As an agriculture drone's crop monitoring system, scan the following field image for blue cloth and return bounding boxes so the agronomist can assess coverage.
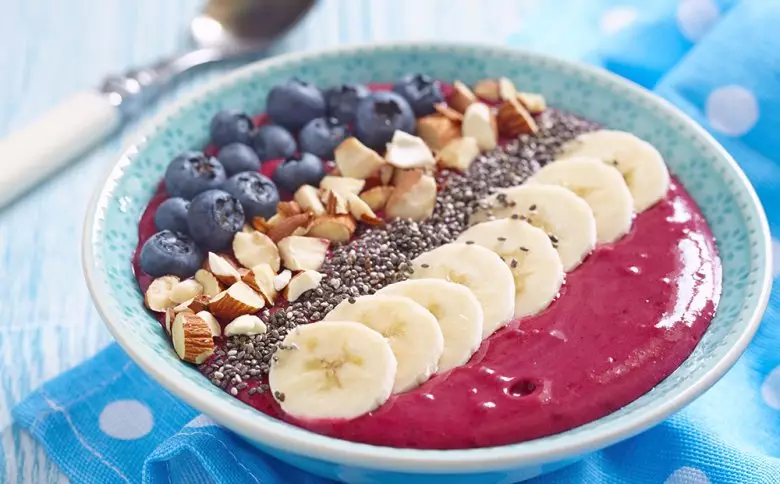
[13,1,780,482]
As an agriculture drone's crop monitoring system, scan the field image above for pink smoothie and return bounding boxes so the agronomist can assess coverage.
[134,177,721,449]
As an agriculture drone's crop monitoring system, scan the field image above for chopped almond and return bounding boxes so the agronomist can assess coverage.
[242,263,278,304]
[334,137,386,179]
[277,236,330,271]
[174,294,210,314]
[273,270,292,291]
[209,282,265,320]
[498,77,517,101]
[385,170,437,221]
[360,186,394,211]
[378,165,394,185]
[347,193,383,226]
[385,130,436,169]
[232,231,280,272]
[224,315,267,337]
[319,176,365,195]
[196,311,221,337]
[277,201,302,217]
[203,252,241,285]
[323,189,350,215]
[437,137,481,172]
[294,185,326,216]
[171,313,214,364]
[169,279,204,304]
[416,115,461,152]
[473,79,500,102]
[449,81,477,113]
[496,97,538,137]
[144,275,180,313]
[194,269,223,298]
[462,102,498,151]
[267,213,311,242]
[307,215,357,243]
[433,103,464,122]
[516,92,547,114]
[284,270,324,302]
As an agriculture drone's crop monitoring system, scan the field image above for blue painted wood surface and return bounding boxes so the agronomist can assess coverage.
[0,1,550,481]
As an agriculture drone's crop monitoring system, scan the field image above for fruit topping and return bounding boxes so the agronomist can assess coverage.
[154,197,190,235]
[448,81,477,113]
[272,153,327,194]
[171,312,215,364]
[294,184,326,216]
[333,137,386,180]
[273,269,292,291]
[359,186,394,211]
[174,294,210,314]
[307,215,357,243]
[392,73,444,117]
[437,137,480,172]
[416,114,461,152]
[204,252,241,285]
[385,169,437,221]
[325,83,371,124]
[169,279,204,304]
[252,124,297,161]
[346,193,382,226]
[299,117,350,160]
[284,270,324,302]
[266,78,326,132]
[224,314,267,337]
[217,142,261,176]
[496,97,538,137]
[267,212,311,242]
[164,152,227,200]
[319,175,365,196]
[462,103,498,151]
[277,235,329,271]
[144,275,180,312]
[196,311,221,337]
[220,171,280,219]
[384,130,436,169]
[209,109,254,148]
[187,189,245,251]
[242,263,278,304]
[355,91,416,150]
[209,281,265,320]
[232,231,281,272]
[140,230,204,278]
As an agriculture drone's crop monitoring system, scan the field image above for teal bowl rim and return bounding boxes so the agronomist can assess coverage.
[83,42,771,473]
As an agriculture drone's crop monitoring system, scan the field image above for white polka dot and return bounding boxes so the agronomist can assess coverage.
[665,466,711,484]
[186,414,217,428]
[600,7,639,35]
[99,400,154,440]
[677,0,720,41]
[761,366,780,410]
[706,85,759,136]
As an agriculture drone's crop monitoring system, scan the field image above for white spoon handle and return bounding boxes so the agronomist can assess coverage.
[0,91,120,208]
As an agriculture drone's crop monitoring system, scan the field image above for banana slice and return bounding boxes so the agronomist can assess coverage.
[470,184,596,271]
[559,130,669,212]
[410,243,515,339]
[269,321,396,420]
[457,219,564,319]
[323,295,444,393]
[528,157,634,243]
[377,279,484,372]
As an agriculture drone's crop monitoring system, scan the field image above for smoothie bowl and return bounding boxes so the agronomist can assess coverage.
[83,43,771,483]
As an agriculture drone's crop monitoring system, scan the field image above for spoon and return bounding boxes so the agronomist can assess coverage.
[0,0,314,209]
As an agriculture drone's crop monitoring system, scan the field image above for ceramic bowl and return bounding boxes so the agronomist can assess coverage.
[83,43,771,483]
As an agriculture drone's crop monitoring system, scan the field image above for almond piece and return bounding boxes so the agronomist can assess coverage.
[449,80,477,113]
[498,77,517,101]
[232,231,280,272]
[385,130,436,169]
[209,282,265,320]
[437,137,481,172]
[204,252,241,285]
[462,102,498,151]
[171,313,215,364]
[277,236,330,271]
[320,176,365,196]
[169,279,204,304]
[284,270,324,302]
[242,263,278,304]
[334,137,386,179]
[277,201,302,217]
[196,311,221,337]
[307,215,357,243]
[294,185,326,216]
[359,186,394,211]
[273,269,293,291]
[267,213,311,242]
[496,97,538,137]
[251,216,270,234]
[144,275,180,312]
[323,189,350,215]
[416,115,462,152]
[433,103,464,122]
[473,79,500,102]
[174,294,210,314]
[164,308,176,334]
[194,269,223,298]
[385,171,437,221]
[346,192,383,226]
[516,92,547,114]
[224,315,268,337]
[379,164,394,185]
[241,224,255,233]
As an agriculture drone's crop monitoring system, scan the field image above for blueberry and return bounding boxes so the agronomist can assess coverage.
[218,143,261,176]
[325,83,371,124]
[221,172,280,219]
[266,78,326,132]
[187,189,245,251]
[252,125,297,161]
[139,230,204,278]
[210,109,254,147]
[354,91,416,150]
[272,153,326,194]
[392,74,444,117]
[164,152,227,200]
[299,117,349,160]
[154,197,190,234]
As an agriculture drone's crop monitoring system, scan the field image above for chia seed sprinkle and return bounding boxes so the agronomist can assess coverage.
[198,108,599,395]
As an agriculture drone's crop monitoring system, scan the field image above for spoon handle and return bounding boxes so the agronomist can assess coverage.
[0,91,120,208]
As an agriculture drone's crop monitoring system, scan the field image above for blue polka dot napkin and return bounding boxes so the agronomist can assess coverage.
[13,0,780,482]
